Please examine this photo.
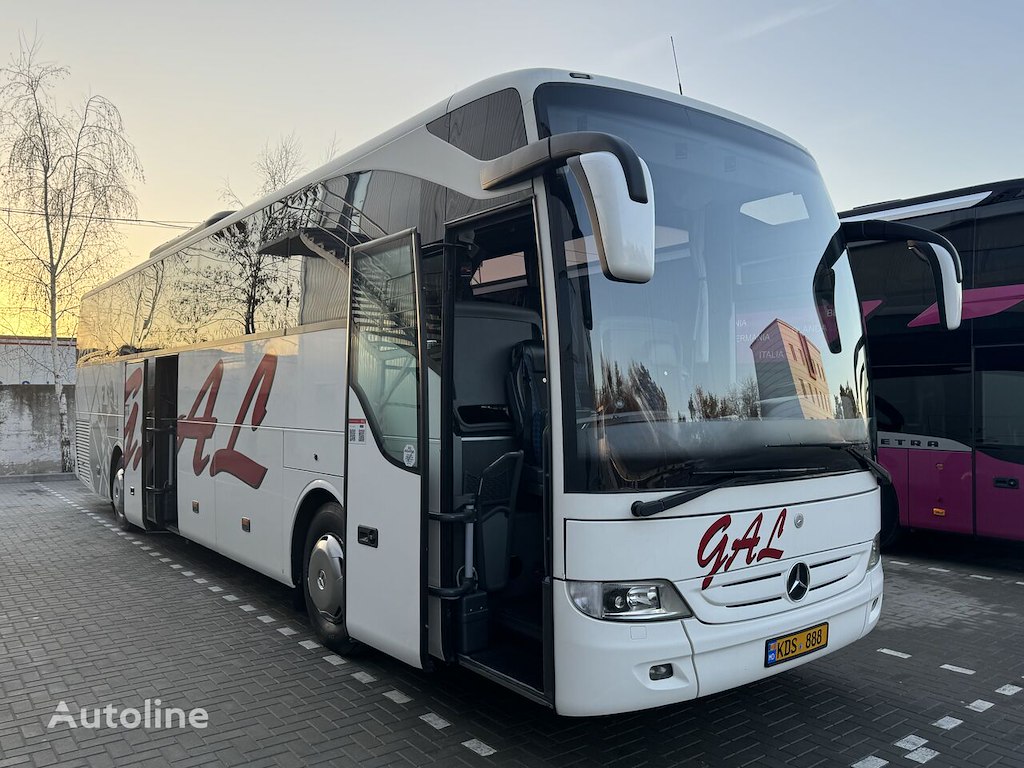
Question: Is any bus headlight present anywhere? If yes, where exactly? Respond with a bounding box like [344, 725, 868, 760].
[868, 534, 881, 570]
[567, 580, 692, 621]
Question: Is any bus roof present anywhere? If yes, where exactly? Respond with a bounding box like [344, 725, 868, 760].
[89, 69, 811, 298]
[839, 178, 1024, 221]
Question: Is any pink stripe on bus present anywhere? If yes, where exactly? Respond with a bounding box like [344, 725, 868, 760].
[908, 284, 1024, 327]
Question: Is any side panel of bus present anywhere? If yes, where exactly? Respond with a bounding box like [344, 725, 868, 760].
[175, 328, 347, 581]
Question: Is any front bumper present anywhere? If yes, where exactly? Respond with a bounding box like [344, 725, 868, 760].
[552, 564, 884, 716]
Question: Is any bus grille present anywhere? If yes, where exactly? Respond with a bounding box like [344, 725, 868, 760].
[684, 544, 867, 624]
[75, 420, 90, 477]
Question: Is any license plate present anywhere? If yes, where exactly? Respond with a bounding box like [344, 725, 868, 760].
[765, 622, 829, 667]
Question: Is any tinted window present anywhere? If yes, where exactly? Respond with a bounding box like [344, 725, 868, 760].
[428, 88, 527, 161]
[976, 346, 1024, 450]
[872, 365, 972, 446]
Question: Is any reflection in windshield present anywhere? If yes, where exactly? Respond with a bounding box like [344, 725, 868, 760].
[538, 84, 870, 492]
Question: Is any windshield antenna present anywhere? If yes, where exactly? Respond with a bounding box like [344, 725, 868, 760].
[670, 36, 683, 95]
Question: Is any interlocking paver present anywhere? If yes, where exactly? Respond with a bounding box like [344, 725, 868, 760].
[2, 479, 1024, 766]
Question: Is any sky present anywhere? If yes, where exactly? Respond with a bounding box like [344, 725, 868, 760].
[3, 0, 1024, 301]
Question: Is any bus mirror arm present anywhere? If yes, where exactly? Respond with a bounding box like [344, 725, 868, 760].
[480, 131, 648, 203]
[840, 219, 963, 331]
[482, 132, 656, 284]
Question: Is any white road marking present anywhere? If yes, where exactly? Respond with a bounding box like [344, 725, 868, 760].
[159, 558, 171, 563]
[905, 747, 939, 764]
[352, 671, 376, 683]
[927, 567, 950, 573]
[181, 571, 195, 577]
[239, 605, 257, 612]
[222, 594, 238, 601]
[995, 684, 1022, 696]
[887, 560, 910, 566]
[257, 615, 275, 623]
[383, 690, 411, 704]
[894, 735, 927, 751]
[969, 574, 994, 581]
[967, 700, 994, 712]
[194, 578, 208, 584]
[932, 716, 962, 730]
[323, 654, 346, 666]
[148, 551, 161, 556]
[940, 664, 975, 675]
[462, 739, 496, 757]
[170, 564, 183, 570]
[877, 648, 912, 659]
[208, 586, 223, 593]
[420, 713, 450, 730]
[299, 640, 321, 650]
[277, 627, 297, 636]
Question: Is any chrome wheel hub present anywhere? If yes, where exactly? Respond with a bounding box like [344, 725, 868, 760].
[308, 534, 344, 620]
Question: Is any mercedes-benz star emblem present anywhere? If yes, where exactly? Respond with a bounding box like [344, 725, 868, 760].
[794, 513, 804, 529]
[786, 562, 810, 601]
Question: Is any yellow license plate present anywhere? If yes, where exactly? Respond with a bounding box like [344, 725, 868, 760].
[765, 622, 829, 667]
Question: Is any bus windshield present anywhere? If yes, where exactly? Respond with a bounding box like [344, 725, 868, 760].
[538, 84, 870, 492]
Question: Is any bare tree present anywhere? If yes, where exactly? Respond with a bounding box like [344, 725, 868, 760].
[220, 132, 306, 206]
[205, 134, 308, 335]
[0, 38, 142, 470]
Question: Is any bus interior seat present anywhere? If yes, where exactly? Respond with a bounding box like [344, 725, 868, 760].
[507, 339, 548, 496]
[470, 450, 523, 593]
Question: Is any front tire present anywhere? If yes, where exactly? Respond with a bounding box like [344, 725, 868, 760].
[303, 502, 358, 654]
[880, 484, 904, 550]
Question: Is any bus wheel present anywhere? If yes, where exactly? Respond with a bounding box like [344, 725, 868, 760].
[879, 485, 903, 550]
[303, 502, 358, 654]
[111, 463, 133, 532]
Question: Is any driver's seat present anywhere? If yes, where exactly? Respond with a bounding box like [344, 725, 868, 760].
[507, 340, 547, 495]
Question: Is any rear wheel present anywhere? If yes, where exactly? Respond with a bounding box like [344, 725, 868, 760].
[303, 502, 358, 654]
[111, 462, 134, 532]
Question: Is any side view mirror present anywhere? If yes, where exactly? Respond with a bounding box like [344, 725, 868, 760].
[840, 219, 963, 330]
[480, 131, 656, 283]
[566, 153, 655, 283]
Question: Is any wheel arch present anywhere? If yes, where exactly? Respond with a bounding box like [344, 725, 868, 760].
[290, 481, 344, 587]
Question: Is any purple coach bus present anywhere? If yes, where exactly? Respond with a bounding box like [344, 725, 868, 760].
[841, 179, 1024, 545]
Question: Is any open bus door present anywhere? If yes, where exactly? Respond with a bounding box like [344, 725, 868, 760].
[344, 229, 429, 669]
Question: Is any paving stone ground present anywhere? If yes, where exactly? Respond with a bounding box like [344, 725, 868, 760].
[1, 478, 1023, 767]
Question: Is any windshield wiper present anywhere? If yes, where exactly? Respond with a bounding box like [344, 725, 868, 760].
[629, 469, 818, 518]
[765, 442, 892, 487]
[630, 474, 752, 518]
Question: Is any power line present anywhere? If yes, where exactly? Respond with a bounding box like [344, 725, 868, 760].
[0, 206, 198, 230]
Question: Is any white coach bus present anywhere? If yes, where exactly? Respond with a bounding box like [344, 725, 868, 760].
[75, 69, 962, 716]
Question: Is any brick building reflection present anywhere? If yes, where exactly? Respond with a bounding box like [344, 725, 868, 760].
[750, 319, 832, 419]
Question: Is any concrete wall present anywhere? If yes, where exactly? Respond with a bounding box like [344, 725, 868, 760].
[0, 385, 76, 476]
[0, 336, 77, 386]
